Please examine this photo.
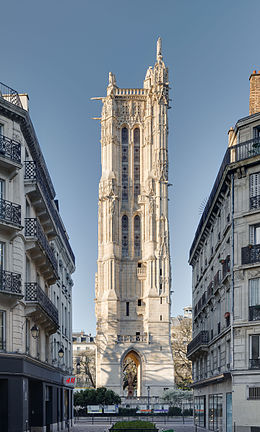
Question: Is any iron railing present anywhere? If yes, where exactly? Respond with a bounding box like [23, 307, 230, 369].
[249, 359, 260, 369]
[233, 137, 260, 161]
[117, 334, 147, 343]
[0, 270, 22, 294]
[0, 82, 23, 108]
[242, 245, 260, 265]
[25, 282, 59, 327]
[250, 194, 260, 210]
[25, 218, 58, 277]
[187, 330, 209, 357]
[0, 134, 21, 163]
[249, 305, 260, 321]
[24, 161, 75, 265]
[0, 198, 21, 226]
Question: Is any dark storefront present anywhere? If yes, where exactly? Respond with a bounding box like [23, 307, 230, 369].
[0, 354, 74, 432]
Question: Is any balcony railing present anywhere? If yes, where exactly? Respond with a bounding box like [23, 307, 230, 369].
[250, 195, 260, 210]
[242, 245, 260, 265]
[0, 270, 22, 294]
[249, 305, 260, 321]
[25, 218, 58, 276]
[0, 134, 21, 163]
[0, 198, 21, 226]
[0, 82, 23, 108]
[187, 330, 209, 357]
[249, 359, 260, 369]
[233, 137, 260, 162]
[25, 282, 59, 327]
[117, 334, 147, 343]
[24, 161, 75, 265]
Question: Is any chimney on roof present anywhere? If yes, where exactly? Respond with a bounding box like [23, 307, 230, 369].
[249, 70, 260, 115]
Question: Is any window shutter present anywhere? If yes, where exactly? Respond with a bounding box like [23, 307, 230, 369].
[249, 225, 255, 245]
[250, 173, 260, 198]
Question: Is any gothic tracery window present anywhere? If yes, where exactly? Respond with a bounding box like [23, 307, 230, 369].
[122, 215, 129, 257]
[134, 215, 141, 257]
[134, 128, 140, 200]
[122, 127, 129, 203]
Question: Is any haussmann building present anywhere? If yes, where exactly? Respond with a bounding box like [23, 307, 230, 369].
[187, 71, 260, 432]
[0, 81, 75, 432]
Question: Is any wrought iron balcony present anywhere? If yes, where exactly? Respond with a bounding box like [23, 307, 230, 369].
[0, 270, 22, 295]
[25, 282, 59, 329]
[117, 334, 147, 343]
[25, 218, 58, 279]
[250, 195, 260, 210]
[249, 305, 260, 321]
[242, 244, 260, 265]
[0, 198, 21, 227]
[0, 134, 21, 164]
[24, 161, 75, 265]
[0, 81, 23, 108]
[249, 359, 260, 369]
[187, 330, 209, 358]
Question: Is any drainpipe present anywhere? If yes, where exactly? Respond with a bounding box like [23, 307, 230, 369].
[231, 173, 235, 372]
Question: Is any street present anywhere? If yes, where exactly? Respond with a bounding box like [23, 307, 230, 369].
[71, 417, 201, 432]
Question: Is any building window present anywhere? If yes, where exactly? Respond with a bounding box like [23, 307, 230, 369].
[194, 396, 206, 427]
[208, 394, 223, 431]
[134, 215, 141, 257]
[249, 334, 260, 369]
[122, 127, 129, 202]
[25, 319, 30, 354]
[0, 242, 4, 270]
[122, 215, 129, 257]
[160, 315, 162, 321]
[249, 278, 260, 321]
[138, 299, 141, 306]
[126, 302, 129, 316]
[0, 179, 5, 200]
[248, 387, 260, 400]
[0, 310, 6, 350]
[160, 297, 163, 305]
[249, 224, 260, 245]
[250, 172, 260, 209]
[133, 128, 140, 200]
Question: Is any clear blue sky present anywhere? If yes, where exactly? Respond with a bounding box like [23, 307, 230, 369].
[1, 0, 259, 334]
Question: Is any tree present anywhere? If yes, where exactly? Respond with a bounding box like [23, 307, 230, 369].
[163, 388, 193, 408]
[74, 348, 96, 388]
[171, 316, 192, 389]
[74, 387, 121, 407]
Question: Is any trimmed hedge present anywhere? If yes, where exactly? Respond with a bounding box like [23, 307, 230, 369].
[110, 420, 158, 430]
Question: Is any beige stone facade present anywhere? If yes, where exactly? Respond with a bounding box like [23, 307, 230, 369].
[0, 82, 75, 431]
[94, 39, 174, 398]
[188, 75, 260, 431]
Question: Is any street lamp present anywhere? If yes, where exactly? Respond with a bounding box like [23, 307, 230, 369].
[147, 385, 150, 410]
[58, 347, 64, 359]
[31, 324, 39, 339]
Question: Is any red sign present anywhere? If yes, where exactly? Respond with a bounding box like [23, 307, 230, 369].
[64, 376, 75, 386]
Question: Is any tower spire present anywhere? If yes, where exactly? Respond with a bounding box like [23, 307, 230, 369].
[156, 37, 162, 61]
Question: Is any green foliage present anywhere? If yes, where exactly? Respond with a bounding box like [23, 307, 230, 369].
[118, 407, 137, 416]
[111, 420, 157, 430]
[74, 387, 121, 406]
[168, 406, 182, 416]
[163, 388, 193, 408]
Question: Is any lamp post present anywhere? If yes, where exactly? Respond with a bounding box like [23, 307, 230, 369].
[147, 385, 150, 410]
[31, 324, 39, 339]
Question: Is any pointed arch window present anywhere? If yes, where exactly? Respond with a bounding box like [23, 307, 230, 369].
[122, 127, 129, 202]
[134, 128, 140, 200]
[134, 215, 141, 257]
[122, 215, 129, 257]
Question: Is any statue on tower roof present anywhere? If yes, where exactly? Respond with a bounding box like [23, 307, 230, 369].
[156, 37, 163, 61]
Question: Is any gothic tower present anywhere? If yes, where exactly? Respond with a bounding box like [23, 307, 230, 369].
[94, 39, 174, 398]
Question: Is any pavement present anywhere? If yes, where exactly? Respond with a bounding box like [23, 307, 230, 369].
[71, 418, 202, 432]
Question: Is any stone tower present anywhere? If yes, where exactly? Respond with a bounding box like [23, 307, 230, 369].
[94, 39, 174, 398]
